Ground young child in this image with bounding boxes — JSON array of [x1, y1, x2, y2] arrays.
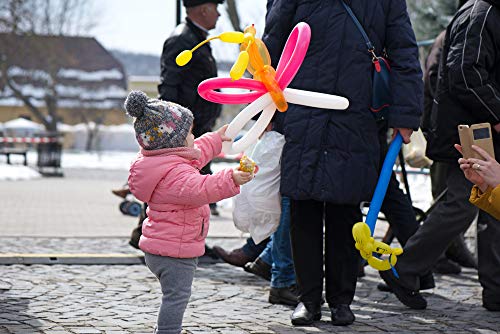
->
[[124, 91, 253, 334]]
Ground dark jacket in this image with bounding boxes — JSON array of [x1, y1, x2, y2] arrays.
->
[[421, 30, 446, 135], [426, 0, 500, 163], [158, 18, 221, 137], [263, 0, 422, 204]]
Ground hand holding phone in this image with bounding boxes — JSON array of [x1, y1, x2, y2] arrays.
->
[[458, 123, 495, 160]]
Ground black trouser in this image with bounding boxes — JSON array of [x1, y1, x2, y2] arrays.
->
[[290, 199, 361, 306], [397, 162, 500, 304]]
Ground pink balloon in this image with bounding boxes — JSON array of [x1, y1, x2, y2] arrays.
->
[[197, 22, 312, 105], [275, 22, 311, 89], [198, 78, 266, 104]]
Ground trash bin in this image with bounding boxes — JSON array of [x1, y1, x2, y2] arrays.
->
[[36, 132, 63, 176]]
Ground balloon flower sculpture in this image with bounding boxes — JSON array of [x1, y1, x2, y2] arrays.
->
[[352, 133, 404, 274], [176, 22, 350, 154]]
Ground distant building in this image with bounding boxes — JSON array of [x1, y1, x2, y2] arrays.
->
[[0, 33, 128, 125]]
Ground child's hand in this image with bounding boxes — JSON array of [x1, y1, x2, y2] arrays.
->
[[232, 168, 253, 186], [216, 124, 231, 142]]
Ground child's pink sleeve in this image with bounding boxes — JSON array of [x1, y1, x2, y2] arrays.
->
[[193, 132, 222, 168], [168, 166, 240, 206]]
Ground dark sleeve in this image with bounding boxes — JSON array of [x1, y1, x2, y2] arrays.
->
[[422, 31, 445, 133], [447, 10, 500, 124], [262, 0, 298, 133], [158, 35, 190, 102], [384, 0, 423, 130]]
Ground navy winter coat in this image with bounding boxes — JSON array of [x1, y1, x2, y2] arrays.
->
[[262, 0, 422, 204]]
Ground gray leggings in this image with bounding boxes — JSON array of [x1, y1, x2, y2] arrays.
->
[[145, 252, 198, 334]]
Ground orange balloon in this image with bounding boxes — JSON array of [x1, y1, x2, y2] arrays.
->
[[255, 65, 288, 112]]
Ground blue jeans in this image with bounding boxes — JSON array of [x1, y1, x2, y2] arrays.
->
[[259, 196, 296, 288]]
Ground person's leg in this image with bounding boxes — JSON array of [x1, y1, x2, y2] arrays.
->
[[395, 163, 478, 289], [290, 199, 324, 304], [380, 163, 479, 310], [268, 197, 298, 305], [324, 203, 360, 306], [144, 253, 197, 334], [381, 172, 419, 246], [244, 237, 272, 281], [477, 210, 500, 311], [290, 199, 323, 325], [271, 197, 295, 288], [242, 237, 269, 259], [213, 237, 269, 267], [324, 203, 360, 325]]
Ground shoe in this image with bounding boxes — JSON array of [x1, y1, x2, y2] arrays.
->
[[212, 246, 253, 267], [433, 258, 461, 274], [446, 236, 478, 269], [291, 302, 321, 326], [377, 272, 435, 292], [269, 285, 299, 306], [244, 258, 271, 281], [210, 204, 220, 216], [379, 270, 427, 309], [483, 300, 500, 311], [330, 304, 355, 326], [112, 188, 130, 199]]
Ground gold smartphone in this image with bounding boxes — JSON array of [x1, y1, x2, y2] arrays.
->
[[458, 123, 495, 160]]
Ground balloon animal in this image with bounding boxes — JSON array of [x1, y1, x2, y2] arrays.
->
[[177, 22, 349, 154], [352, 133, 404, 272]]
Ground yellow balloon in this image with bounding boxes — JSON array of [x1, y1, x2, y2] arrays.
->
[[352, 222, 403, 271], [230, 51, 249, 81], [243, 39, 271, 75], [219, 31, 245, 44], [176, 50, 192, 66]]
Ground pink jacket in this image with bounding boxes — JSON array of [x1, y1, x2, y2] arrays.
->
[[128, 132, 240, 258]]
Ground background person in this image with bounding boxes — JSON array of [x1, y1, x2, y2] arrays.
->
[[159, 0, 224, 215]]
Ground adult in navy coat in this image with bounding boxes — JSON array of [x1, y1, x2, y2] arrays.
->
[[262, 0, 422, 326]]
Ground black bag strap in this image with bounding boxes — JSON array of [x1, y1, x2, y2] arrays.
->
[[340, 0, 378, 60]]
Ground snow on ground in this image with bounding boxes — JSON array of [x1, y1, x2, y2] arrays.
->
[[0, 164, 41, 181]]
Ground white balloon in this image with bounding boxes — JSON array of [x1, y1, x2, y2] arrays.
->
[[284, 88, 349, 110], [222, 88, 350, 155], [222, 93, 275, 155]]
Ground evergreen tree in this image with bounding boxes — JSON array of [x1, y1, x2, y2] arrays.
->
[[407, 0, 464, 41]]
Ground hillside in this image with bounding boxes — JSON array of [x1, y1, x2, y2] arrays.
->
[[111, 50, 160, 77]]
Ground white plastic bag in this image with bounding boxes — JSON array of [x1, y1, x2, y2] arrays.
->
[[233, 131, 285, 244], [402, 128, 433, 168]]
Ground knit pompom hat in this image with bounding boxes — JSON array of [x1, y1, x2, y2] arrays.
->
[[124, 91, 194, 150]]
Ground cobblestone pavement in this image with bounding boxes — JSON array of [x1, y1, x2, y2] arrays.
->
[[1, 254, 499, 334], [1, 168, 499, 333]]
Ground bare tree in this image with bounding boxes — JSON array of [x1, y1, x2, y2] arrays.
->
[[0, 0, 100, 134], [0, 0, 98, 36]]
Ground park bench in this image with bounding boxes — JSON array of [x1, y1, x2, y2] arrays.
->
[[0, 146, 28, 165]]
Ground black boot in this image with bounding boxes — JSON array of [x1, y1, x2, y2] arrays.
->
[[379, 270, 427, 310], [330, 304, 355, 326], [269, 285, 299, 306], [244, 258, 271, 281], [291, 302, 322, 326]]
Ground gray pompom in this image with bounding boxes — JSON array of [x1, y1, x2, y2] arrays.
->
[[125, 91, 149, 118]]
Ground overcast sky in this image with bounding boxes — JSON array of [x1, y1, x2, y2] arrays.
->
[[90, 0, 267, 57], [91, 0, 180, 56]]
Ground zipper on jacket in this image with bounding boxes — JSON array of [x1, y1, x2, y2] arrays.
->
[[200, 219, 205, 237]]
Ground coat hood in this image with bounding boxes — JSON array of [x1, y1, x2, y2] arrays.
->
[[128, 147, 201, 203]]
